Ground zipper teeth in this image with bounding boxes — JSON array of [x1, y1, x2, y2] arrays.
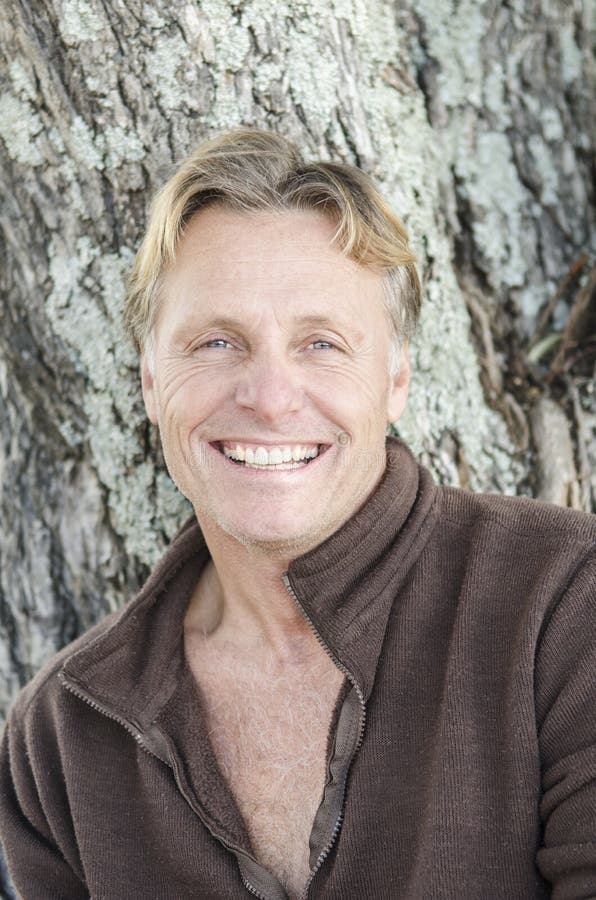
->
[[242, 879, 268, 899], [301, 806, 345, 893], [283, 574, 367, 900], [58, 672, 163, 761]]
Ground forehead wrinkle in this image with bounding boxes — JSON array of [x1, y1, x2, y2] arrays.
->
[[175, 258, 361, 291], [167, 267, 381, 314], [179, 245, 342, 262]]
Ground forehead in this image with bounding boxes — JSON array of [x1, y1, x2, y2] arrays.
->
[[169, 206, 368, 281], [157, 206, 385, 331]]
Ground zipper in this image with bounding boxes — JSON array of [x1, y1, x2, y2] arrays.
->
[[57, 672, 169, 763], [165, 747, 275, 899], [283, 573, 367, 900], [58, 671, 278, 900], [242, 880, 267, 899]]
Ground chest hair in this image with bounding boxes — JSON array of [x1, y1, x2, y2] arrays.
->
[[187, 638, 345, 899]]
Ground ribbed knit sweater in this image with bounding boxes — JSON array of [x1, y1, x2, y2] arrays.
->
[[1, 438, 595, 899]]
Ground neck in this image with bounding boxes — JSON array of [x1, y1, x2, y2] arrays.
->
[[184, 520, 317, 661]]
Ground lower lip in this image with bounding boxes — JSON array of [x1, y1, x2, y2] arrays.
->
[[208, 442, 330, 475]]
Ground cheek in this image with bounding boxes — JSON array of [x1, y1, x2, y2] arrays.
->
[[323, 363, 390, 407], [311, 367, 390, 432], [161, 370, 228, 430]]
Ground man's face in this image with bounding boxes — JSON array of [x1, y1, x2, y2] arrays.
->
[[142, 206, 409, 554]]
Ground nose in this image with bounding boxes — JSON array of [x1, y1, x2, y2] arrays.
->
[[234, 350, 304, 424]]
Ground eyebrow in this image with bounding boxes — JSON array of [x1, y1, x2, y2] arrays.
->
[[170, 313, 367, 347], [289, 315, 342, 328], [175, 313, 353, 332], [194, 314, 342, 327]]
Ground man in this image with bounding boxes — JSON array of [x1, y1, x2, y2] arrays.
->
[[0, 129, 594, 900]]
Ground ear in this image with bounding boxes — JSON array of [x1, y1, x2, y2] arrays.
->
[[141, 351, 159, 425], [386, 344, 410, 424]]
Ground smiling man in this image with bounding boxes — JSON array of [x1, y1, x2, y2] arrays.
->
[[1, 130, 595, 900], [142, 204, 408, 551]]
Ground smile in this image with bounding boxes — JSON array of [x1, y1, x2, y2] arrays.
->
[[215, 442, 325, 470]]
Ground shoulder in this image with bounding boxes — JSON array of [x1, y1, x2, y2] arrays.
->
[[8, 514, 203, 727], [438, 484, 596, 547], [7, 513, 206, 739], [431, 486, 596, 618], [6, 609, 121, 733]]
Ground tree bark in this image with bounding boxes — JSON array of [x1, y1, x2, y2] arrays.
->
[[0, 1, 593, 893]]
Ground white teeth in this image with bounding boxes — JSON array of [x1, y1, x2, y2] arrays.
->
[[221, 443, 321, 467], [254, 446, 268, 465]]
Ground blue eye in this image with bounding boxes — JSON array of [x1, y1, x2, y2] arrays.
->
[[311, 340, 335, 350], [203, 339, 233, 349]]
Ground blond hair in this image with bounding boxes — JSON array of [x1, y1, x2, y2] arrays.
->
[[124, 128, 421, 352]]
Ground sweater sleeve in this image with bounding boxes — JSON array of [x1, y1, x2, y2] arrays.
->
[[535, 547, 596, 899], [0, 703, 88, 900]]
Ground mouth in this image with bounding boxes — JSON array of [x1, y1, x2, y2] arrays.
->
[[212, 441, 329, 470]]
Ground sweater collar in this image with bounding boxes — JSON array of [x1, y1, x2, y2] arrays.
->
[[285, 436, 438, 698], [61, 436, 438, 722]]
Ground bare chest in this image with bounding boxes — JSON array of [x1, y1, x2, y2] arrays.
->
[[187, 644, 345, 899]]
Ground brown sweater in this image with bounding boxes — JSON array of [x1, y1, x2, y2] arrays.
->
[[1, 438, 595, 900]]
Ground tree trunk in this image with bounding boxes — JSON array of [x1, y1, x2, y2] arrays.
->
[[0, 1, 593, 892]]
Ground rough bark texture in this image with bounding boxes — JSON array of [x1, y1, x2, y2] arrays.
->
[[0, 1, 593, 893]]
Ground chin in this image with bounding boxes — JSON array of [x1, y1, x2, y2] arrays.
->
[[212, 512, 326, 555]]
